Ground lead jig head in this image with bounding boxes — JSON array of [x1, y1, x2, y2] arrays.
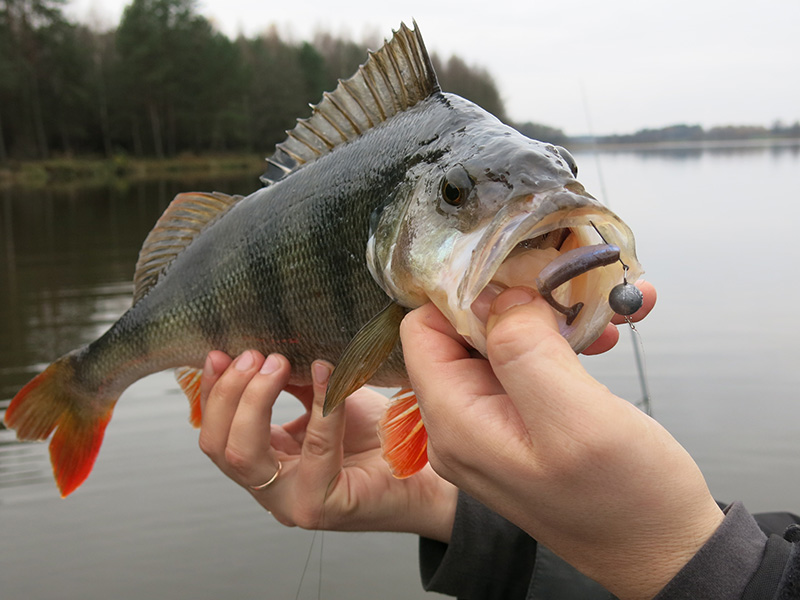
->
[[609, 281, 643, 316]]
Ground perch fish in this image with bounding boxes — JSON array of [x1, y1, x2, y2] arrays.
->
[[4, 23, 642, 496]]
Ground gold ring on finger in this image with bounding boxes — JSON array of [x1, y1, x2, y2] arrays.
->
[[248, 460, 282, 490]]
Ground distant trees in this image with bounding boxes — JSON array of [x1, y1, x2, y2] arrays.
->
[[514, 122, 569, 146], [0, 0, 91, 159], [5, 1, 789, 161], [598, 122, 800, 145], [433, 54, 507, 122], [115, 0, 243, 156], [0, 0, 515, 160]]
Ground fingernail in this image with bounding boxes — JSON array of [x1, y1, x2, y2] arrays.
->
[[260, 354, 280, 375], [203, 354, 216, 377], [492, 287, 536, 315], [313, 362, 331, 386], [235, 351, 255, 372], [471, 282, 506, 323]]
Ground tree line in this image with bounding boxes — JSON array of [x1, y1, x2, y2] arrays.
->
[[0, 0, 540, 162], [594, 122, 800, 146], [7, 0, 790, 164]]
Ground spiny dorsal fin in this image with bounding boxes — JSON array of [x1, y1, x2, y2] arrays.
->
[[261, 21, 440, 185], [133, 191, 242, 303]]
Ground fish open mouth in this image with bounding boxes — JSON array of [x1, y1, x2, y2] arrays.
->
[[453, 199, 642, 356]]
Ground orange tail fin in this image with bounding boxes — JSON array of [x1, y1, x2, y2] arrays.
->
[[4, 353, 116, 497], [378, 389, 429, 478]]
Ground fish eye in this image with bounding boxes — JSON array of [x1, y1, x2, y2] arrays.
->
[[555, 146, 578, 177], [441, 166, 473, 207]]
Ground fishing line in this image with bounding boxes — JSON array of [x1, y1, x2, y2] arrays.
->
[[294, 472, 339, 599], [295, 529, 320, 600], [580, 83, 653, 416], [626, 318, 652, 416], [318, 529, 324, 600], [294, 528, 326, 600]]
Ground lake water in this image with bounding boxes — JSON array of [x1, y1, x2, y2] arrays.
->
[[1, 143, 799, 599]]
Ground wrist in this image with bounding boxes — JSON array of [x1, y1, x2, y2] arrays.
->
[[409, 476, 458, 543], [592, 499, 725, 600]]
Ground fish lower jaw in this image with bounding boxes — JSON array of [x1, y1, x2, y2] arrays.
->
[[458, 222, 641, 355]]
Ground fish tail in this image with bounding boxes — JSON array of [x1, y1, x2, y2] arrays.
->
[[4, 351, 117, 497], [378, 388, 429, 478]]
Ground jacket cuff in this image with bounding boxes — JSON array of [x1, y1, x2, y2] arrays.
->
[[654, 502, 767, 599]]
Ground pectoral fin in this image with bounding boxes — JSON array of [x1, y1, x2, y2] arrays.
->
[[323, 302, 406, 416]]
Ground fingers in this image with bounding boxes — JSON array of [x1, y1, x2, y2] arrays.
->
[[291, 361, 347, 524], [581, 323, 620, 355], [199, 351, 233, 416], [401, 304, 506, 469], [485, 288, 606, 424], [401, 303, 503, 407], [198, 350, 290, 489], [225, 353, 291, 486]]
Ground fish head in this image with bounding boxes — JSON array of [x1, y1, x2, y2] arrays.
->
[[367, 103, 642, 356]]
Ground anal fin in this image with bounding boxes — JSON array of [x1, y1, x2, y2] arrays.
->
[[175, 367, 203, 427], [378, 389, 429, 478]]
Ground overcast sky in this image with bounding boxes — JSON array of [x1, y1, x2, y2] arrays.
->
[[65, 0, 800, 136]]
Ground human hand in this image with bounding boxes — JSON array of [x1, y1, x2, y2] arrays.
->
[[402, 287, 723, 600], [198, 351, 457, 542]]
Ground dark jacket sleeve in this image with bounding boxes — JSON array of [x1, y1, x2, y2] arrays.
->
[[420, 495, 800, 600], [419, 490, 537, 600], [654, 502, 800, 600], [419, 491, 613, 600]]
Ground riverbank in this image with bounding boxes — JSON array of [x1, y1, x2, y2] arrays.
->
[[0, 154, 266, 188]]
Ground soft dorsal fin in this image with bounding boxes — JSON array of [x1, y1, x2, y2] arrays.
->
[[133, 191, 242, 303], [261, 21, 440, 185]]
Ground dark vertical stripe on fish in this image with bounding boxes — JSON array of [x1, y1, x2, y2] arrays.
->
[[197, 286, 229, 351], [311, 197, 364, 342], [245, 238, 293, 352]]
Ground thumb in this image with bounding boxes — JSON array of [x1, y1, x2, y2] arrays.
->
[[485, 288, 601, 423], [486, 287, 569, 364]]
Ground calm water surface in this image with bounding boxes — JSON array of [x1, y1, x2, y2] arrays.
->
[[1, 144, 799, 599]]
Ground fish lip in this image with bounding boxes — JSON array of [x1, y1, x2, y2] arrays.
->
[[451, 186, 642, 355]]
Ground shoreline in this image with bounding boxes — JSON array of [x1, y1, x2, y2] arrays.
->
[[0, 154, 267, 189], [568, 137, 800, 153]]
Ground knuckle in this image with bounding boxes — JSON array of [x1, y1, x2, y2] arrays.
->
[[223, 445, 254, 478], [491, 319, 562, 364], [212, 374, 247, 400], [301, 426, 331, 459], [197, 431, 217, 457]]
